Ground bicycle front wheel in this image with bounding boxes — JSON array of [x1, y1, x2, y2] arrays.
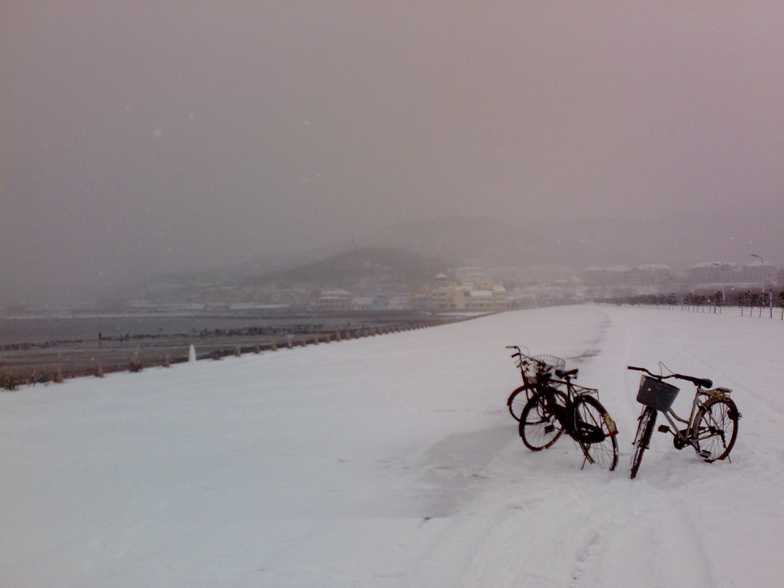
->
[[573, 396, 619, 470], [692, 397, 739, 462], [519, 390, 566, 450], [630, 407, 657, 479], [507, 385, 533, 421]]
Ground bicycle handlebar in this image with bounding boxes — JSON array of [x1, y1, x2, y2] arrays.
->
[[627, 365, 713, 389]]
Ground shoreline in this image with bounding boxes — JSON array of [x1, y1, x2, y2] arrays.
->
[[0, 310, 488, 389]]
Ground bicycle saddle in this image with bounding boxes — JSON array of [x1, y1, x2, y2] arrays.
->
[[555, 368, 578, 379]]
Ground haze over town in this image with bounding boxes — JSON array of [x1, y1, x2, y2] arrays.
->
[[2, 2, 783, 305], [3, 6, 784, 584]]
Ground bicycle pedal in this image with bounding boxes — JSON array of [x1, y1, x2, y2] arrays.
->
[[699, 450, 711, 459], [657, 425, 671, 434]]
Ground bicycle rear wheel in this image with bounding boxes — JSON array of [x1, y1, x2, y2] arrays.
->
[[519, 390, 566, 450], [507, 385, 533, 421], [692, 397, 739, 462], [573, 396, 619, 470], [630, 407, 657, 479]]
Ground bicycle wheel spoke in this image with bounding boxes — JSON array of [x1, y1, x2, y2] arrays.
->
[[507, 386, 532, 421], [692, 398, 739, 462], [630, 408, 656, 479], [573, 396, 618, 471], [519, 391, 565, 451]]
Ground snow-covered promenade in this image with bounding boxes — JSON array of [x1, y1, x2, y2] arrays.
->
[[1, 305, 781, 587]]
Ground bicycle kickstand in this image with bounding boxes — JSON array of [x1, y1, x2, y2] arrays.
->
[[580, 448, 595, 469]]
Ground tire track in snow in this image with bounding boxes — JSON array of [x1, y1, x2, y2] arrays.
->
[[561, 308, 717, 587], [398, 454, 717, 587], [566, 311, 611, 366], [569, 533, 602, 588], [556, 480, 715, 588]]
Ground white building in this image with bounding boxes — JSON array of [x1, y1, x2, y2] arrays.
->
[[317, 289, 352, 310]]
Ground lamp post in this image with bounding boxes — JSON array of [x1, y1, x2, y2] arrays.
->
[[750, 254, 771, 316], [750, 254, 765, 292]]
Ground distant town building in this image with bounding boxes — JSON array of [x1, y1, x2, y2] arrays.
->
[[412, 293, 434, 311], [689, 262, 737, 285], [625, 264, 675, 285], [387, 295, 411, 310], [738, 262, 776, 288], [351, 296, 373, 310], [317, 289, 352, 310], [431, 277, 508, 311], [582, 265, 674, 287], [688, 262, 778, 292]]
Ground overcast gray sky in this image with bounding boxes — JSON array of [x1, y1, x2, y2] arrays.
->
[[2, 2, 783, 303]]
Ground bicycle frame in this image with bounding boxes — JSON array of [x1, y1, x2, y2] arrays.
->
[[543, 374, 617, 453], [516, 352, 619, 470], [658, 387, 736, 452], [655, 388, 703, 451], [535, 378, 572, 430], [541, 375, 597, 432], [628, 365, 739, 478]]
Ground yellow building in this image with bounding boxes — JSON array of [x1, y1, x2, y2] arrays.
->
[[432, 282, 508, 310]]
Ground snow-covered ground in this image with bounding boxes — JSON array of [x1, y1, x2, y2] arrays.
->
[[1, 305, 782, 587]]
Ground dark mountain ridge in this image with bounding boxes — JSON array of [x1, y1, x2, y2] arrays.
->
[[243, 247, 455, 290], [125, 205, 784, 302]]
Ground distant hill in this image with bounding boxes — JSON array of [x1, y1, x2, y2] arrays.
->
[[355, 216, 545, 267], [126, 205, 784, 303], [243, 247, 456, 290]]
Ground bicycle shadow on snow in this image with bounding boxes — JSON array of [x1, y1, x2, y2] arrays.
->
[[414, 423, 511, 518], [412, 421, 618, 521]]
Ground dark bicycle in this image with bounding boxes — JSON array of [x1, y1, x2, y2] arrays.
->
[[509, 347, 619, 470], [628, 365, 741, 479], [505, 346, 565, 421]]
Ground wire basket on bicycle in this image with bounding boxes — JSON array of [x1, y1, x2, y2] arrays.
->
[[522, 354, 566, 383], [635, 376, 680, 412], [506, 347, 566, 421]]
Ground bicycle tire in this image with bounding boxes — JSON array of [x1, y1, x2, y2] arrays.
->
[[507, 385, 533, 421], [630, 407, 657, 479], [692, 397, 739, 462], [573, 395, 619, 470], [519, 389, 566, 451]]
